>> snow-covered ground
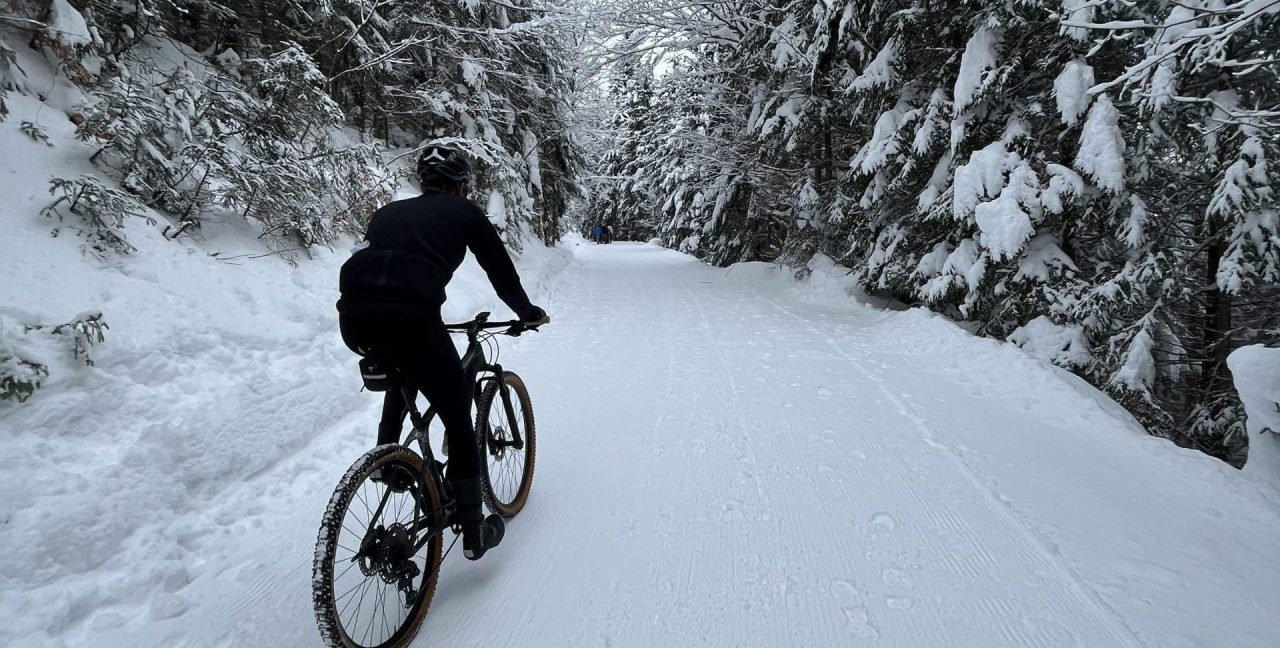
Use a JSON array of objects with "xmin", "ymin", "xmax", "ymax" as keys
[
  {"xmin": 3, "ymin": 40, "xmax": 1278, "ymax": 646},
  {"xmin": 0, "ymin": 71, "xmax": 571, "ymax": 644},
  {"xmin": 5, "ymin": 230, "xmax": 1279, "ymax": 646}
]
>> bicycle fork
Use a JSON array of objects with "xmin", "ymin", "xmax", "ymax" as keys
[{"xmin": 487, "ymin": 366, "xmax": 525, "ymax": 452}]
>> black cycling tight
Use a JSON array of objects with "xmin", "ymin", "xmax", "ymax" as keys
[{"xmin": 339, "ymin": 314, "xmax": 480, "ymax": 481}]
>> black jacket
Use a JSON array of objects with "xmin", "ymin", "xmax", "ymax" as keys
[{"xmin": 337, "ymin": 192, "xmax": 535, "ymax": 320}]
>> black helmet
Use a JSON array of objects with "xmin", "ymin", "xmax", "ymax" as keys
[{"xmin": 416, "ymin": 145, "xmax": 471, "ymax": 185}]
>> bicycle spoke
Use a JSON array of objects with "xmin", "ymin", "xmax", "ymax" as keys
[
  {"xmin": 340, "ymin": 575, "xmax": 372, "ymax": 625},
  {"xmin": 381, "ymin": 581, "xmax": 392, "ymax": 642},
  {"xmin": 335, "ymin": 557, "xmax": 360, "ymax": 583},
  {"xmin": 355, "ymin": 482, "xmax": 374, "ymax": 522},
  {"xmin": 367, "ymin": 578, "xmax": 383, "ymax": 644},
  {"xmin": 336, "ymin": 573, "xmax": 372, "ymax": 606},
  {"xmin": 341, "ymin": 521, "xmax": 366, "ymax": 543},
  {"xmin": 317, "ymin": 448, "xmax": 445, "ymax": 648}
]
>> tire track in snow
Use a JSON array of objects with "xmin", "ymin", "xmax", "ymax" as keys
[
  {"xmin": 709, "ymin": 277, "xmax": 912, "ymax": 643},
  {"xmin": 685, "ymin": 282, "xmax": 818, "ymax": 644}
]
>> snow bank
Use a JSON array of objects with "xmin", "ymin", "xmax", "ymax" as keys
[
  {"xmin": 704, "ymin": 250, "xmax": 1280, "ymax": 648},
  {"xmin": 755, "ymin": 249, "xmax": 1280, "ymax": 494},
  {"xmin": 1228, "ymin": 345, "xmax": 1280, "ymax": 489},
  {"xmin": 0, "ymin": 57, "xmax": 569, "ymax": 646}
]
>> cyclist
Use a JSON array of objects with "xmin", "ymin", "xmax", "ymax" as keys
[{"xmin": 336, "ymin": 144, "xmax": 548, "ymax": 560}]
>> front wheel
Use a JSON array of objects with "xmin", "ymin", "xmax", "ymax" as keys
[
  {"xmin": 475, "ymin": 371, "xmax": 537, "ymax": 516},
  {"xmin": 313, "ymin": 444, "xmax": 443, "ymax": 648}
]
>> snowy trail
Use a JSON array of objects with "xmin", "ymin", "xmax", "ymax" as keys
[{"xmin": 59, "ymin": 242, "xmax": 1280, "ymax": 648}]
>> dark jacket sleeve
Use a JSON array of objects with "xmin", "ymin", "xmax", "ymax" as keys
[{"xmin": 467, "ymin": 210, "xmax": 535, "ymax": 318}]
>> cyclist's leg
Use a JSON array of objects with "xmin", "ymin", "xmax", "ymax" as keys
[
  {"xmin": 405, "ymin": 322, "xmax": 481, "ymax": 483},
  {"xmin": 408, "ymin": 321, "xmax": 503, "ymax": 558},
  {"xmin": 377, "ymin": 389, "xmax": 408, "ymax": 445},
  {"xmin": 341, "ymin": 312, "xmax": 412, "ymax": 445}
]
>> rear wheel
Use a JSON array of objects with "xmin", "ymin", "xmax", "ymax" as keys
[
  {"xmin": 475, "ymin": 372, "xmax": 537, "ymax": 516},
  {"xmin": 313, "ymin": 444, "xmax": 443, "ymax": 648}
]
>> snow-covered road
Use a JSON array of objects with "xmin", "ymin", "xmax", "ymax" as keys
[{"xmin": 39, "ymin": 242, "xmax": 1280, "ymax": 647}]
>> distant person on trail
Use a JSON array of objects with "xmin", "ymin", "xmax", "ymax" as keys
[
  {"xmin": 605, "ymin": 224, "xmax": 615, "ymax": 244},
  {"xmin": 336, "ymin": 144, "xmax": 549, "ymax": 561},
  {"xmin": 591, "ymin": 224, "xmax": 603, "ymax": 243}
]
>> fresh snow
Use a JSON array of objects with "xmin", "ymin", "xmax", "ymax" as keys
[
  {"xmin": 460, "ymin": 58, "xmax": 485, "ymax": 88},
  {"xmin": 1058, "ymin": 0, "xmax": 1095, "ymax": 42},
  {"xmin": 973, "ymin": 163, "xmax": 1039, "ymax": 261},
  {"xmin": 6, "ymin": 240, "xmax": 1280, "ymax": 647},
  {"xmin": 953, "ymin": 27, "xmax": 1002, "ymax": 113},
  {"xmin": 1014, "ymin": 234, "xmax": 1077, "ymax": 284},
  {"xmin": 1111, "ymin": 323, "xmax": 1158, "ymax": 394},
  {"xmin": 1228, "ymin": 345, "xmax": 1280, "ymax": 489},
  {"xmin": 849, "ymin": 39, "xmax": 897, "ymax": 91},
  {"xmin": 1074, "ymin": 94, "xmax": 1127, "ymax": 193},
  {"xmin": 916, "ymin": 150, "xmax": 952, "ymax": 211},
  {"xmin": 1122, "ymin": 194, "xmax": 1149, "ymax": 249},
  {"xmin": 852, "ymin": 99, "xmax": 908, "ymax": 174},
  {"xmin": 47, "ymin": 0, "xmax": 92, "ymax": 47},
  {"xmin": 974, "ymin": 189, "xmax": 1035, "ymax": 260},
  {"xmin": 1053, "ymin": 59, "xmax": 1095, "ymax": 127},
  {"xmin": 952, "ymin": 140, "xmax": 1019, "ymax": 221},
  {"xmin": 4, "ymin": 32, "xmax": 1280, "ymax": 648},
  {"xmin": 1009, "ymin": 315, "xmax": 1091, "ymax": 368}
]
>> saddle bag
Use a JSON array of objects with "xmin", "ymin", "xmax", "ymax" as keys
[{"xmin": 359, "ymin": 357, "xmax": 391, "ymax": 392}]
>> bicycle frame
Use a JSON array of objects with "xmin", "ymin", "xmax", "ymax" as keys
[
  {"xmin": 391, "ymin": 312, "xmax": 529, "ymax": 550},
  {"xmin": 322, "ymin": 311, "xmax": 539, "ymax": 641}
]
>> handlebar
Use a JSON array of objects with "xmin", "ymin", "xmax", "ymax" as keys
[{"xmin": 444, "ymin": 311, "xmax": 543, "ymax": 337}]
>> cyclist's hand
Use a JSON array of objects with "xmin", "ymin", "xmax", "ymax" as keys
[{"xmin": 522, "ymin": 306, "xmax": 550, "ymax": 328}]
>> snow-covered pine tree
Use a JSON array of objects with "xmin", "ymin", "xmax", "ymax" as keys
[
  {"xmin": 587, "ymin": 52, "xmax": 660, "ymax": 241},
  {"xmin": 307, "ymin": 0, "xmax": 585, "ymax": 245},
  {"xmin": 74, "ymin": 33, "xmax": 386, "ymax": 253},
  {"xmin": 1071, "ymin": 0, "xmax": 1280, "ymax": 464},
  {"xmin": 600, "ymin": 1, "xmax": 818, "ymax": 262},
  {"xmin": 41, "ymin": 0, "xmax": 583, "ymax": 249},
  {"xmin": 0, "ymin": 35, "xmax": 17, "ymax": 120},
  {"xmin": 589, "ymin": 0, "xmax": 1278, "ymax": 466}
]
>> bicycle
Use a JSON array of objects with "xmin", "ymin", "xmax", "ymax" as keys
[{"xmin": 312, "ymin": 312, "xmax": 540, "ymax": 648}]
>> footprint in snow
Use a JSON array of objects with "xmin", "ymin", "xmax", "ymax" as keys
[
  {"xmin": 870, "ymin": 513, "xmax": 897, "ymax": 531},
  {"xmin": 808, "ymin": 429, "xmax": 836, "ymax": 444},
  {"xmin": 830, "ymin": 579, "xmax": 879, "ymax": 639},
  {"xmin": 881, "ymin": 568, "xmax": 914, "ymax": 590},
  {"xmin": 149, "ymin": 593, "xmax": 190, "ymax": 620},
  {"xmin": 88, "ymin": 612, "xmax": 126, "ymax": 632},
  {"xmin": 885, "ymin": 596, "xmax": 914, "ymax": 610}
]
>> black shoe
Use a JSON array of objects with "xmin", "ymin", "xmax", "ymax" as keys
[
  {"xmin": 445, "ymin": 477, "xmax": 505, "ymax": 560},
  {"xmin": 462, "ymin": 514, "xmax": 505, "ymax": 561}
]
